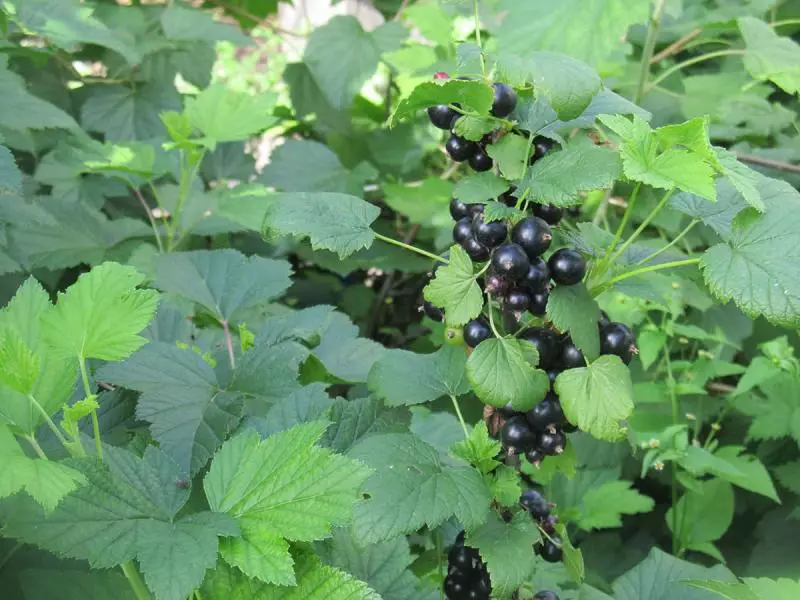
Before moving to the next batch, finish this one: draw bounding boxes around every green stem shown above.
[221,319,236,369]
[635,219,699,266]
[610,188,676,263]
[78,356,103,460]
[449,394,470,439]
[27,394,71,451]
[132,187,164,253]
[771,18,800,28]
[373,233,449,264]
[597,183,641,274]
[24,434,48,460]
[665,350,680,555]
[647,49,747,91]
[486,294,501,339]
[602,258,700,288]
[121,561,153,600]
[634,0,668,104]
[473,0,486,77]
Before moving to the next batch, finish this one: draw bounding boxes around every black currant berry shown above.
[499,186,517,206]
[453,218,474,244]
[444,575,467,599]
[490,83,517,118]
[531,136,556,162]
[484,272,509,295]
[511,217,552,260]
[455,530,466,546]
[464,318,491,348]
[473,216,507,248]
[540,538,563,563]
[520,327,559,370]
[525,448,545,465]
[529,289,549,316]
[541,514,559,533]
[559,339,585,369]
[462,237,490,262]
[547,370,559,386]
[498,402,518,418]
[600,322,636,364]
[468,203,485,217]
[428,104,459,130]
[532,203,564,225]
[548,248,586,286]
[537,429,566,455]
[521,258,550,293]
[469,149,493,172]
[448,543,479,572]
[501,415,537,451]
[505,289,531,312]
[473,575,492,598]
[423,300,444,322]
[526,394,565,431]
[534,592,560,600]
[446,134,478,162]
[450,198,471,221]
[520,489,550,519]
[491,243,530,281]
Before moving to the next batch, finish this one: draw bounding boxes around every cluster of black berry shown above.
[520,489,563,563]
[428,76,517,173]
[444,531,491,600]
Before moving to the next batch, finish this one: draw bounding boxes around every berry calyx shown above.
[469,149,494,172]
[529,289,549,316]
[428,105,459,130]
[463,237,490,261]
[423,300,444,322]
[473,216,508,249]
[521,258,550,293]
[532,203,564,225]
[450,198,471,221]
[491,243,531,281]
[446,134,478,162]
[453,218,474,244]
[520,489,550,519]
[490,83,517,118]
[520,327,559,370]
[537,429,566,455]
[548,248,586,286]
[600,322,636,364]
[559,339,585,369]
[501,415,537,451]
[511,216,553,259]
[526,394,565,431]
[464,318,492,348]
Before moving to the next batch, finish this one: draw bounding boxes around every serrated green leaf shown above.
[450,421,502,474]
[467,337,549,409]
[466,512,539,598]
[713,446,779,502]
[554,355,633,441]
[321,396,411,453]
[744,577,800,599]
[558,523,585,583]
[546,284,601,360]
[775,461,800,495]
[453,172,509,204]
[714,148,764,212]
[247,383,334,438]
[392,80,494,125]
[161,4,249,44]
[423,245,483,326]
[483,201,523,224]
[382,178,453,225]
[0,144,22,195]
[262,192,380,259]
[485,134,528,180]
[453,115,498,141]
[741,374,800,442]
[577,480,654,530]
[667,479,734,552]
[219,517,294,585]
[489,465,523,507]
[368,345,470,406]
[18,568,137,600]
[680,446,745,480]
[348,433,492,543]
[656,117,721,170]
[42,262,159,362]
[684,580,760,600]
[739,17,800,95]
[186,84,278,147]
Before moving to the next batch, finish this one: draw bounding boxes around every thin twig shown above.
[705,381,736,394]
[650,28,703,63]
[133,187,164,253]
[736,153,800,174]
[221,320,236,369]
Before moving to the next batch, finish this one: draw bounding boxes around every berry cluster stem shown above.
[610,188,676,263]
[122,561,153,600]
[450,394,470,440]
[634,0,668,104]
[374,233,449,264]
[473,0,486,77]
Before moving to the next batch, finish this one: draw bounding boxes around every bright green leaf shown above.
[392,80,494,125]
[486,134,529,180]
[450,421,502,474]
[161,4,249,44]
[578,480,654,530]
[666,479,734,551]
[186,84,278,147]
[423,245,483,326]
[714,446,779,502]
[546,284,601,360]
[739,17,800,95]
[453,172,509,204]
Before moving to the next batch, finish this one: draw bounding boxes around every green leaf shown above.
[744,374,800,442]
[744,577,800,600]
[453,172,509,204]
[683,580,759,600]
[382,178,453,226]
[161,4,249,44]
[577,480,654,530]
[154,249,291,324]
[453,115,499,142]
[483,201,524,224]
[0,144,22,195]
[700,176,800,328]
[546,284,601,360]
[559,524,585,584]
[0,423,86,511]
[486,134,529,180]
[321,396,411,453]
[348,433,492,543]
[520,137,621,207]
[467,337,549,410]
[3,446,238,600]
[713,446,779,502]
[554,355,634,441]
[666,479,734,551]
[714,148,764,213]
[368,345,470,406]
[450,421,502,474]
[42,262,158,362]
[248,383,334,438]
[775,460,800,495]
[739,17,800,95]
[391,79,494,125]
[489,465,522,507]
[262,192,380,259]
[466,512,540,598]
[186,84,278,147]
[656,117,722,169]
[423,245,483,326]
[18,569,137,600]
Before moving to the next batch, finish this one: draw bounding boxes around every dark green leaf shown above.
[392,80,494,125]
[423,245,483,326]
[546,284,601,360]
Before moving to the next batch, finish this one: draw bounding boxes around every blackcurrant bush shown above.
[464,318,491,348]
[520,489,550,519]
[521,258,550,293]
[501,415,537,451]
[600,322,636,364]
[511,217,552,259]
[559,339,585,369]
[448,544,479,572]
[532,203,564,225]
[428,104,459,130]
[525,448,545,465]
[540,538,563,563]
[490,82,517,118]
[462,237,490,261]
[534,591,560,600]
[450,198,471,221]
[537,429,566,455]
[453,218,474,244]
[529,289,549,316]
[473,216,507,248]
[526,394,565,431]
[520,327,559,370]
[446,134,478,162]
[469,149,494,172]
[505,289,531,312]
[423,300,444,322]
[491,243,530,281]
[548,248,586,286]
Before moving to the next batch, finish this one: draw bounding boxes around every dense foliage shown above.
[1,0,800,599]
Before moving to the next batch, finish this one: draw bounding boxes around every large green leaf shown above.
[739,17,800,95]
[321,396,411,453]
[185,84,278,147]
[422,245,483,326]
[18,569,137,600]
[392,79,495,125]
[0,58,78,132]
[0,144,21,195]
[545,283,601,360]
[161,3,249,44]
[666,479,734,557]
[577,480,654,530]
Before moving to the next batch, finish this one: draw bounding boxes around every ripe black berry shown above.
[448,544,479,572]
[462,237,490,261]
[540,538,563,563]
[520,489,550,519]
[469,149,493,172]
[511,217,552,259]
[505,289,530,312]
[541,514,559,533]
[453,218,474,244]
[464,318,491,348]
[525,448,545,465]
[529,289,549,316]
[444,575,467,598]
[450,198,471,221]
[490,83,517,118]
[520,327,559,370]
[534,592,560,600]
[532,203,564,225]
[499,186,517,206]
[468,203,485,217]
[526,394,565,431]
[446,134,478,162]
[559,339,585,369]
[547,370,559,386]
[521,258,550,293]
[600,322,636,364]
[498,402,517,418]
[531,136,556,162]
[491,243,530,281]
[473,217,507,248]
[538,429,566,456]
[428,104,459,129]
[484,272,509,295]
[423,300,444,322]
[548,248,586,286]
[501,415,537,451]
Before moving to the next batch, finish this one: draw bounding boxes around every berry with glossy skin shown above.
[453,217,474,244]
[423,300,443,322]
[526,394,565,431]
[520,328,560,370]
[444,576,467,599]
[520,489,550,519]
[473,216,507,248]
[490,83,517,118]
[538,429,567,455]
[428,104,460,130]
[498,402,518,418]
[505,289,531,313]
[529,289,549,316]
[450,198,471,221]
[500,186,517,206]
[541,514,559,533]
[448,543,479,572]
[469,149,493,172]
[511,217,553,260]
[468,203,485,217]
[462,237,490,261]
[559,339,585,369]
[464,318,491,348]
[547,370,559,386]
[521,258,550,293]
[484,272,509,295]
[532,203,564,225]
[540,538,563,563]
[530,136,556,163]
[534,592,560,600]
[600,322,636,364]
[446,134,478,162]
[525,448,545,465]
[491,243,531,281]
[548,248,586,286]
[501,415,537,451]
